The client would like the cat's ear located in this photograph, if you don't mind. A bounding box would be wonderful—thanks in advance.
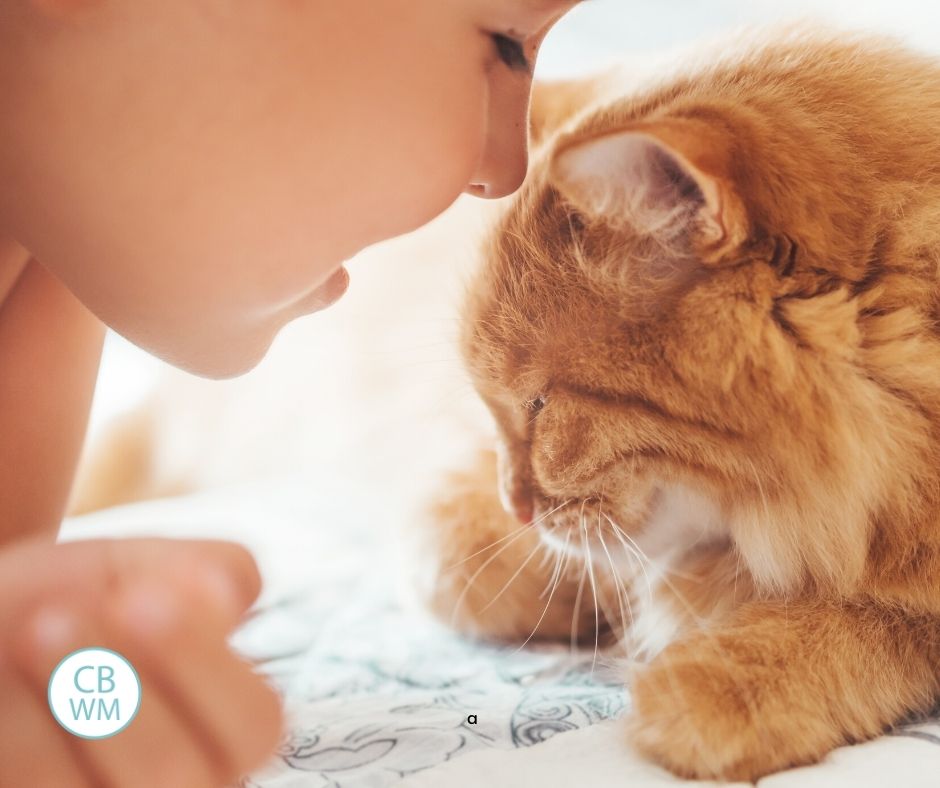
[529,76,607,147]
[550,119,748,254]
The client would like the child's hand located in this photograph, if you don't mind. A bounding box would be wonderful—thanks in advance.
[0,537,283,787]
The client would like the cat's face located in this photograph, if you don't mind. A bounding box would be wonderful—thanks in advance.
[461,103,931,593]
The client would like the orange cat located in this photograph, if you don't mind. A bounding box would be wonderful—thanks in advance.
[423,30,940,781]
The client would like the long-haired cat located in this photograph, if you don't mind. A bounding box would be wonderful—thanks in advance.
[422,30,940,781]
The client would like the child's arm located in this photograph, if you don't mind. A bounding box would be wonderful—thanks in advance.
[0,253,285,785]
[0,253,104,544]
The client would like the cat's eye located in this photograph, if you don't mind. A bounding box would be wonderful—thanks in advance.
[491,33,531,74]
[524,395,546,413]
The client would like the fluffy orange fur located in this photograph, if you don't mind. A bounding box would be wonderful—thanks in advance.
[422,30,940,781]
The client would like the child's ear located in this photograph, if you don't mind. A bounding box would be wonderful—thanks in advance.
[550,118,748,256]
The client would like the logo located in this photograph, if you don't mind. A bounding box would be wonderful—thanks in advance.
[47,648,142,739]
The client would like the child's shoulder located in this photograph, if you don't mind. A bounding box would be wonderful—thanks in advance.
[0,243,30,307]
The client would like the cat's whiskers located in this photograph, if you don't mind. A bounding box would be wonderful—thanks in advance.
[443,521,530,574]
[569,536,589,656]
[539,528,569,602]
[478,539,545,614]
[599,519,766,753]
[447,523,532,630]
[447,500,575,628]
[509,528,572,657]
[448,496,577,635]
[588,488,635,646]
[602,513,655,610]
[444,498,570,572]
[539,498,576,523]
[596,519,634,649]
[537,542,557,572]
[579,503,601,674]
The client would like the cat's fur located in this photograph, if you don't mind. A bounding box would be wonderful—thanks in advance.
[423,30,940,781]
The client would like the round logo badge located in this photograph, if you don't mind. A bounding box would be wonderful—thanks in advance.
[47,647,142,739]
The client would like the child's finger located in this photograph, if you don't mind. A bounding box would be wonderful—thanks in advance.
[0,632,99,787]
[84,683,223,788]
[0,537,263,632]
[110,580,284,781]
[34,603,224,788]
[102,538,264,618]
[8,600,233,788]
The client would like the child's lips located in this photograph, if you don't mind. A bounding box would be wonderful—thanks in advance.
[304,265,349,313]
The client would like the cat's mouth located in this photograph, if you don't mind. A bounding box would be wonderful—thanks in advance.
[533,483,727,572]
[531,490,661,564]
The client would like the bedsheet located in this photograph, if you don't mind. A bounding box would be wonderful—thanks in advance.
[60,478,940,788]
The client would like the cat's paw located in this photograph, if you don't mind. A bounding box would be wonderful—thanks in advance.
[627,636,837,782]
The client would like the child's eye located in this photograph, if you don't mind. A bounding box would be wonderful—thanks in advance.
[491,33,531,74]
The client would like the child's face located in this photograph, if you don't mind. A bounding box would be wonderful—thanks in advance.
[3,0,579,376]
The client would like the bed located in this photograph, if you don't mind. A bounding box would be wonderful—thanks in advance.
[61,477,940,788]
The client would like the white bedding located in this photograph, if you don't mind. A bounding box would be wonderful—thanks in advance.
[61,479,940,788]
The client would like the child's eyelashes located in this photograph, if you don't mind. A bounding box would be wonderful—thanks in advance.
[491,32,531,74]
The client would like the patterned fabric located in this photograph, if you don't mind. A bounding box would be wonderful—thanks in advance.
[60,482,940,788]
[235,554,629,788]
[890,718,940,748]
[231,509,940,788]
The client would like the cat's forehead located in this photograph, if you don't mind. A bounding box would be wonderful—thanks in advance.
[465,252,630,399]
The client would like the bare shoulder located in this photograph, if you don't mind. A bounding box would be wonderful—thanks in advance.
[0,252,105,543]
[0,240,30,306]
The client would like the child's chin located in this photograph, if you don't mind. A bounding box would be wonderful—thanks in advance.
[154,329,275,381]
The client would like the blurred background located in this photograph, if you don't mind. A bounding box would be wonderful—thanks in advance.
[87,0,940,455]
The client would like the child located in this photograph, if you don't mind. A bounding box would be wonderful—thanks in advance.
[0,0,581,784]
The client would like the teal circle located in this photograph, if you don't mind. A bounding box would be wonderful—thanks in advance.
[47,646,142,740]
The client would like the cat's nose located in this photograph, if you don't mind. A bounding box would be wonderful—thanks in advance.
[496,443,534,524]
[504,490,534,525]
[499,489,533,524]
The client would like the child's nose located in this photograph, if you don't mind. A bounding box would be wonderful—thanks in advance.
[466,77,531,199]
